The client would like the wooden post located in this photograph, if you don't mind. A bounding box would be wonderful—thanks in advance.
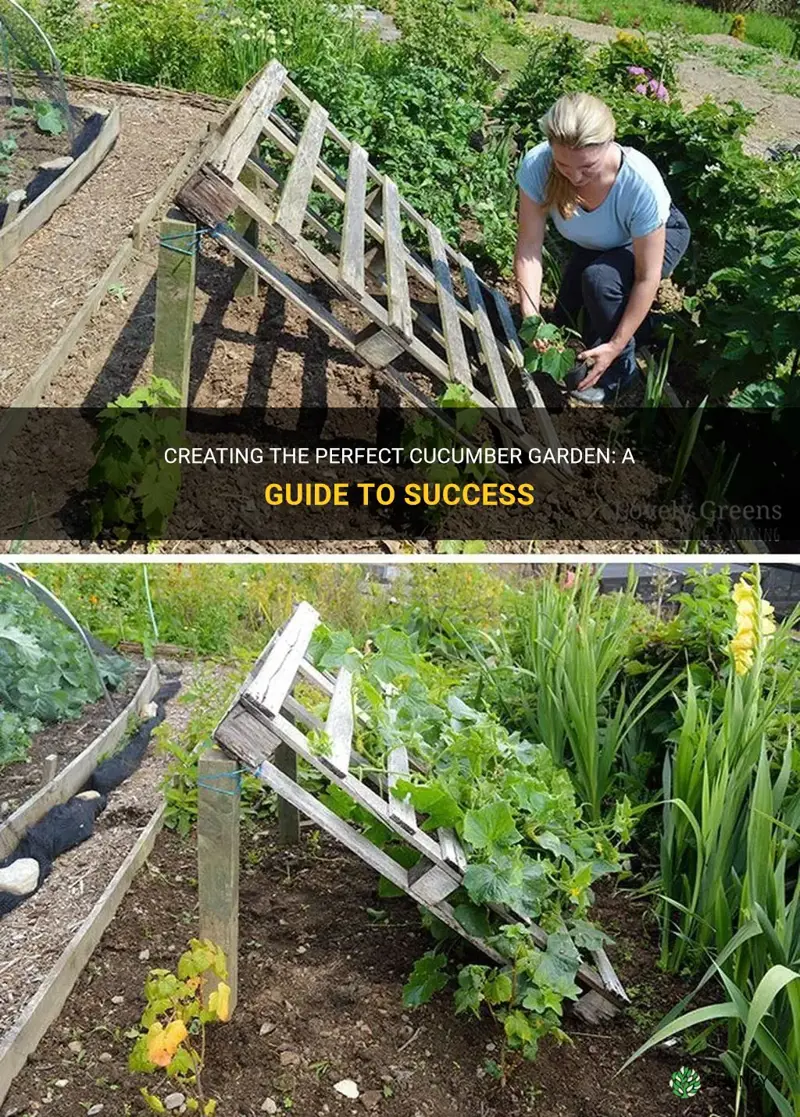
[41,754,58,788]
[233,161,260,300]
[275,742,300,845]
[153,208,197,408]
[197,746,240,1016]
[2,190,26,230]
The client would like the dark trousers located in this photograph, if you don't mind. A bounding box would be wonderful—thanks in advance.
[553,204,691,390]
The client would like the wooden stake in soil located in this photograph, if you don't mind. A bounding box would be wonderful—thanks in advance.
[197,746,240,1016]
[233,161,260,300]
[40,754,58,788]
[275,742,300,845]
[153,208,197,408]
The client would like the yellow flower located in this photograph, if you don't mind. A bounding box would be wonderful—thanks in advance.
[146,1020,188,1067]
[728,576,775,676]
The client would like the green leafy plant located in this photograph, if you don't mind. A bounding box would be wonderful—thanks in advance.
[0,136,18,179]
[35,101,65,135]
[129,938,229,1115]
[0,574,128,764]
[87,377,184,541]
[519,316,579,383]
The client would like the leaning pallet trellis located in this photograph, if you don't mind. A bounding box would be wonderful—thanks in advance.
[203,601,629,1027]
[166,60,569,479]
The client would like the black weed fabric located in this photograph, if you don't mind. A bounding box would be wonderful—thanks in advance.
[0,675,181,917]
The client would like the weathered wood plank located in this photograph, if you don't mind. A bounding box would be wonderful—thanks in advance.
[2,189,25,230]
[275,101,328,240]
[197,747,240,1015]
[593,947,630,1002]
[427,221,471,388]
[339,143,368,297]
[438,827,467,873]
[214,704,281,772]
[275,742,300,845]
[492,287,569,468]
[210,60,287,182]
[408,858,459,905]
[153,210,197,408]
[252,755,409,888]
[0,664,159,862]
[354,323,405,369]
[247,601,320,714]
[233,160,261,299]
[461,254,522,428]
[322,668,353,779]
[387,746,416,832]
[0,803,165,1107]
[383,177,413,342]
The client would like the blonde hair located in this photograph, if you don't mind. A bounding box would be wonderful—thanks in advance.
[539,93,616,219]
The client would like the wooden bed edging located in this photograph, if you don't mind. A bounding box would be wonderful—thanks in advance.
[0,800,166,1107]
[0,104,121,275]
[0,662,160,862]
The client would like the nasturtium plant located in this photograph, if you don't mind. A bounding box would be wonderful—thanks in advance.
[129,938,229,1116]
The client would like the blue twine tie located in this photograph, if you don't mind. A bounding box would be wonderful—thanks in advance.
[159,222,225,257]
[197,766,247,796]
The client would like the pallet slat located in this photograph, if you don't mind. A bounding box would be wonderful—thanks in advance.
[427,221,471,388]
[339,144,368,296]
[408,858,459,905]
[275,101,329,240]
[383,177,413,342]
[322,668,354,778]
[210,60,287,181]
[247,602,320,713]
[387,745,416,832]
[438,827,467,873]
[461,255,522,429]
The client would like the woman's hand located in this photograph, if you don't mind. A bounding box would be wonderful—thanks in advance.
[577,340,623,387]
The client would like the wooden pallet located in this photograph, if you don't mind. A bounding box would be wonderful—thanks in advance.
[213,602,628,1025]
[175,60,567,475]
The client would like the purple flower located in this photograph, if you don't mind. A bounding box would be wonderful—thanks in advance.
[627,65,646,75]
[648,78,670,102]
[634,82,648,94]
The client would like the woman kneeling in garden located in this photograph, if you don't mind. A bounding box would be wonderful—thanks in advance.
[514,91,690,405]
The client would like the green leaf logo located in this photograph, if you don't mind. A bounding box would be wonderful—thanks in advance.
[670,1066,702,1098]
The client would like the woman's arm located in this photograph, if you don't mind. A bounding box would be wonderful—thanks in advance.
[579,224,666,385]
[514,189,548,319]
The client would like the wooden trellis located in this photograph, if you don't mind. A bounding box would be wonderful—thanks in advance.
[169,60,567,472]
[201,602,628,1026]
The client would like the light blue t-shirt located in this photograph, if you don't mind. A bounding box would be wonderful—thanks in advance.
[516,141,672,250]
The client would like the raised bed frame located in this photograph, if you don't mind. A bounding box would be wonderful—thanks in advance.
[0,661,161,1105]
[0,661,159,860]
[208,602,629,1029]
[0,99,120,273]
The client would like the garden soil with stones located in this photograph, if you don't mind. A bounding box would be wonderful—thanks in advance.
[0,659,146,815]
[2,822,746,1117]
[525,12,800,155]
[0,657,193,1043]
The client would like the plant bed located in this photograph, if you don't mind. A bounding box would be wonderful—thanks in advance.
[0,658,147,819]
[0,96,96,207]
[0,823,742,1117]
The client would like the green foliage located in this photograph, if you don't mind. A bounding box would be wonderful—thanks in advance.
[0,574,128,764]
[88,377,184,541]
[35,101,65,135]
[0,136,17,179]
[496,29,588,144]
[591,29,677,92]
[311,618,621,1054]
[519,316,578,383]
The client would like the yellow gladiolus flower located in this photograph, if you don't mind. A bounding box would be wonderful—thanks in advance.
[728,576,775,676]
[146,1020,188,1067]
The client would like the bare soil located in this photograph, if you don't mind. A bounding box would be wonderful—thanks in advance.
[2,822,744,1117]
[0,111,72,197]
[524,12,800,154]
[0,659,146,816]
